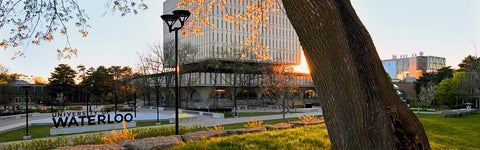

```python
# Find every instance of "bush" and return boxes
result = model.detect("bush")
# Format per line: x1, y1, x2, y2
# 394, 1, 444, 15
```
132, 124, 206, 139
409, 101, 421, 108
208, 125, 224, 131
103, 121, 137, 144
119, 107, 133, 112
68, 105, 83, 110
244, 118, 263, 128
39, 107, 59, 113
299, 115, 318, 122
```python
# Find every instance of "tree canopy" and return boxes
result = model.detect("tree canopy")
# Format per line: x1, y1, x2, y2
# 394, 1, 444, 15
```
48, 64, 77, 97
435, 72, 465, 106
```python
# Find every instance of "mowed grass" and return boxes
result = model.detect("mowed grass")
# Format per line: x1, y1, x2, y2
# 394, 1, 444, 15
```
172, 113, 480, 150
0, 125, 52, 142
417, 113, 480, 150
0, 120, 170, 142
172, 124, 331, 150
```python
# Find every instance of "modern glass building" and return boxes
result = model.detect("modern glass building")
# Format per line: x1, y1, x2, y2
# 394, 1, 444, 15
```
382, 52, 446, 81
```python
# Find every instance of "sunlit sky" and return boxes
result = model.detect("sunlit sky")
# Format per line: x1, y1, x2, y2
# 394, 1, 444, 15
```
1, 0, 479, 79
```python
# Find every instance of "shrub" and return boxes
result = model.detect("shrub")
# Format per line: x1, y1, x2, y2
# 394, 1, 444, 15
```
244, 118, 263, 128
119, 107, 133, 112
103, 121, 137, 144
132, 124, 206, 139
209, 125, 224, 131
68, 105, 83, 110
299, 115, 318, 122
39, 107, 59, 113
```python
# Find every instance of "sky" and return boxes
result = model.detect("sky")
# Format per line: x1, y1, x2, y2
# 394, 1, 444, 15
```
1, 0, 479, 79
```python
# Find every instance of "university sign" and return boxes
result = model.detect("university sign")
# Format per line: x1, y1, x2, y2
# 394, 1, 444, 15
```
50, 110, 136, 136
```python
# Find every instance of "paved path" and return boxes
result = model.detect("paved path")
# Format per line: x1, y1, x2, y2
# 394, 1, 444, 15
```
0, 113, 52, 133
180, 111, 321, 128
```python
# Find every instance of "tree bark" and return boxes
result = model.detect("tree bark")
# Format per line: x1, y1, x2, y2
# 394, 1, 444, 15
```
282, 0, 430, 149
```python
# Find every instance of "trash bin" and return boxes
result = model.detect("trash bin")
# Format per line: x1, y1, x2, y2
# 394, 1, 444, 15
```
305, 103, 312, 108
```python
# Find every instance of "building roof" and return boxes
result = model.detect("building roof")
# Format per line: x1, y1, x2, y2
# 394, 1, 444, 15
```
12, 80, 32, 85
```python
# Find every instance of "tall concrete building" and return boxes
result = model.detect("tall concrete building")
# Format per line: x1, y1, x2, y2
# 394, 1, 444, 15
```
382, 52, 446, 81
163, 0, 301, 65
153, 0, 316, 109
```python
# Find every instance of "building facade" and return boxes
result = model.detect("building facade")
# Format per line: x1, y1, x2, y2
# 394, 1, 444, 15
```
152, 0, 317, 109
0, 80, 49, 107
382, 52, 446, 81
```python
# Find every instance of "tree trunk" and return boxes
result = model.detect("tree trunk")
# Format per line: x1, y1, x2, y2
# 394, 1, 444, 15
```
282, 0, 430, 149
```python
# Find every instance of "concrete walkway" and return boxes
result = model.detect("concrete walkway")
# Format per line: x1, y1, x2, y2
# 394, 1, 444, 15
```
180, 111, 321, 128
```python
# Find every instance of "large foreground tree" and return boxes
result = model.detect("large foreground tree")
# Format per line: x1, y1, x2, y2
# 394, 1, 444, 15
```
281, 1, 429, 149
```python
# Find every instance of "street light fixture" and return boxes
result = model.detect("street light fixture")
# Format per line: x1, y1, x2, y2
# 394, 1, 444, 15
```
161, 9, 190, 135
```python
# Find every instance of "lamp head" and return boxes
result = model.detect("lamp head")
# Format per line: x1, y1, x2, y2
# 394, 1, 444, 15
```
161, 14, 179, 32
172, 10, 190, 27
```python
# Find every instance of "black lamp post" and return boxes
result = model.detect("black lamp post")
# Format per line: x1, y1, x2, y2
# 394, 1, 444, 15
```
114, 91, 118, 114
133, 92, 137, 117
161, 9, 190, 135
86, 91, 89, 115
62, 75, 66, 111
50, 97, 54, 113
22, 85, 31, 140
90, 83, 94, 111
155, 85, 160, 124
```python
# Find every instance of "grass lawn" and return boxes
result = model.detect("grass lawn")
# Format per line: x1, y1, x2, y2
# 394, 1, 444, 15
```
418, 113, 480, 149
174, 113, 480, 149
0, 120, 170, 142
173, 124, 331, 150
0, 125, 52, 142
222, 117, 309, 130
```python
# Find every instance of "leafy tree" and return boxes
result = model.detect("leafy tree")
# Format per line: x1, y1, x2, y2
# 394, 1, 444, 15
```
109, 66, 135, 104
415, 72, 436, 94
80, 66, 113, 105
415, 66, 454, 94
48, 64, 77, 104
78, 65, 135, 105
457, 55, 480, 105
418, 84, 436, 110
458, 55, 480, 72
435, 67, 454, 82
435, 72, 465, 106
77, 65, 87, 82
